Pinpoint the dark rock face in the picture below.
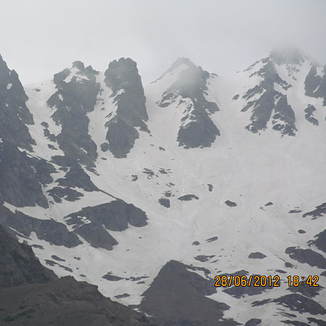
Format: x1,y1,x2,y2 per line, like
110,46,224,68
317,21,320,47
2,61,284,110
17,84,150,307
0,55,35,150
252,294,326,316
140,260,239,326
274,294,326,315
0,277,155,326
47,186,83,203
275,269,287,274
159,58,220,148
248,252,266,259
194,255,215,262
225,200,237,207
307,318,326,326
285,261,294,268
75,223,118,250
47,62,100,167
66,200,148,231
104,58,149,158
206,236,218,242
51,255,65,262
0,223,156,326
242,57,297,136
223,282,273,298
158,198,170,208
282,321,310,326
102,272,124,281
65,200,147,249
287,283,322,298
0,204,81,248
178,194,199,201
0,55,55,209
304,104,319,126
143,168,156,179
303,203,326,219
251,298,272,307
177,106,220,149
309,230,326,253
46,163,102,215
115,293,130,299
56,163,99,192
45,260,73,273
289,209,302,213
0,142,54,208
0,225,56,288
218,270,273,298
305,65,326,105
244,319,262,326
285,247,326,269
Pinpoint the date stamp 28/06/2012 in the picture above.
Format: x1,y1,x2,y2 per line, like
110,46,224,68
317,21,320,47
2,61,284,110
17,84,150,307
213,274,320,288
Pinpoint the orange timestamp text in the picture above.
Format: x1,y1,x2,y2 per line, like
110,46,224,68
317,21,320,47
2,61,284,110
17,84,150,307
213,274,320,288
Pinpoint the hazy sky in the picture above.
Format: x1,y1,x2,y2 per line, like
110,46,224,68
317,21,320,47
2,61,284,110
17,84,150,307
0,0,325,85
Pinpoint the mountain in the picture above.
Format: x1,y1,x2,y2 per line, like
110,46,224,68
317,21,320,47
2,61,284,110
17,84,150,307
0,55,35,150
0,224,156,326
104,58,149,158
233,48,324,135
153,57,220,148
0,49,325,325
0,224,56,288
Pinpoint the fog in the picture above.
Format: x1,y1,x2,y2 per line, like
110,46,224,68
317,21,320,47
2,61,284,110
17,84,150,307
0,0,325,84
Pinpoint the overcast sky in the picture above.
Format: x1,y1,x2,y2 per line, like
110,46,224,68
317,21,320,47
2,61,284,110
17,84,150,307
0,0,325,85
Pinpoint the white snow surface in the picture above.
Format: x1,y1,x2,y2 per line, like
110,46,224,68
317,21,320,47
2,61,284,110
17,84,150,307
16,56,326,324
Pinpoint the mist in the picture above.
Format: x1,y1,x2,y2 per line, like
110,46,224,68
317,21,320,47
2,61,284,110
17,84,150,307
0,0,325,84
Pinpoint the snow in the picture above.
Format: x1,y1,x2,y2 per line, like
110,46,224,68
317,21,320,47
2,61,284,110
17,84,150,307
151,61,193,88
16,55,326,324
3,202,18,213
25,81,64,161
87,72,115,151
80,61,326,315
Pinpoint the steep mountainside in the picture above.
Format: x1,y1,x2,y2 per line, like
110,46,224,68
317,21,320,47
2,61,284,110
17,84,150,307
233,48,325,135
0,225,155,326
0,49,325,325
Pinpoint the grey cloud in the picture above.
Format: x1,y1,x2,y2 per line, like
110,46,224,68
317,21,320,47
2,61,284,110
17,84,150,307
0,0,325,84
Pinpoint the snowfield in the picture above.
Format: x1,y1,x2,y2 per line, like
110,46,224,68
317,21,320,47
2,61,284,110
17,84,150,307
2,50,325,325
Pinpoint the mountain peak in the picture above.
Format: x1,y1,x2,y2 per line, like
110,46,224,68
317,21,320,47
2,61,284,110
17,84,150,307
172,57,196,68
104,57,143,94
72,60,85,70
166,57,197,74
0,54,7,68
0,54,34,150
270,47,307,65
111,57,138,65
71,61,98,76
103,57,149,158
153,57,198,84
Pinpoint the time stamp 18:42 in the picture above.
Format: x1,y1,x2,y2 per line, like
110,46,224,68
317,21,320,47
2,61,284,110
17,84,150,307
213,275,320,288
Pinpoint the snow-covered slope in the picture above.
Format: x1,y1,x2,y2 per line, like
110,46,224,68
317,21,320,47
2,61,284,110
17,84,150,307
0,49,325,326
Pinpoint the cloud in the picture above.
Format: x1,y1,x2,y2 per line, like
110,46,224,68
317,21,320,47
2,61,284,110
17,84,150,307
0,0,325,84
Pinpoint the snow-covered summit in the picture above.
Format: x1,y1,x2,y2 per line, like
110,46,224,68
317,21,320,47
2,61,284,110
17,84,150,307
0,50,325,326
